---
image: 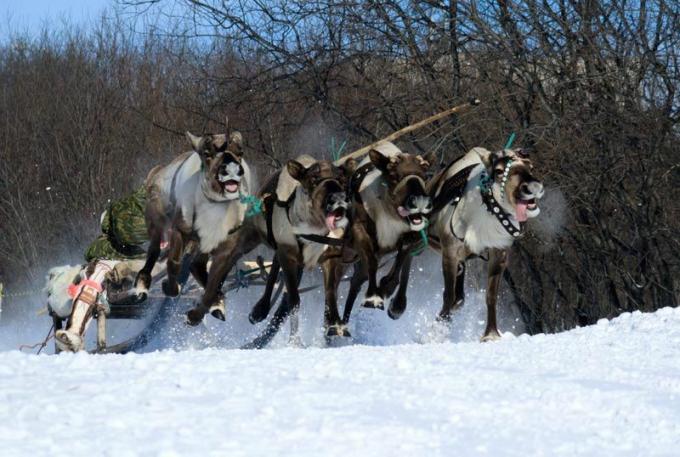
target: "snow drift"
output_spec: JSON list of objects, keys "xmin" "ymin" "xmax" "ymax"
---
[{"xmin": 0, "ymin": 306, "xmax": 679, "ymax": 456}]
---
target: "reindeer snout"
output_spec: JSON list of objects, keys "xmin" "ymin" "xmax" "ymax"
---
[
  {"xmin": 520, "ymin": 181, "xmax": 544, "ymax": 199},
  {"xmin": 407, "ymin": 195, "xmax": 432, "ymax": 214}
]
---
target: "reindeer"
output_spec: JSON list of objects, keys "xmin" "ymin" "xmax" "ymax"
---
[
  {"xmin": 332, "ymin": 142, "xmax": 436, "ymax": 332},
  {"xmin": 133, "ymin": 123, "xmax": 251, "ymax": 322},
  {"xmin": 184, "ymin": 155, "xmax": 353, "ymax": 337},
  {"xmin": 382, "ymin": 147, "xmax": 544, "ymax": 341}
]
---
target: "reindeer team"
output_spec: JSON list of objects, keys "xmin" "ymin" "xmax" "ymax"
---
[
  {"xmin": 50, "ymin": 115, "xmax": 544, "ymax": 350},
  {"xmin": 123, "ymin": 113, "xmax": 544, "ymax": 348}
]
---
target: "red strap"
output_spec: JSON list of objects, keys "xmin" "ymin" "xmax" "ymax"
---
[{"xmin": 67, "ymin": 279, "xmax": 103, "ymax": 299}]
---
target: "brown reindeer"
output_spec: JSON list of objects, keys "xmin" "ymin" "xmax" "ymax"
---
[
  {"xmin": 133, "ymin": 125, "xmax": 251, "ymax": 322},
  {"xmin": 333, "ymin": 142, "xmax": 436, "ymax": 331},
  {"xmin": 185, "ymin": 155, "xmax": 354, "ymax": 336}
]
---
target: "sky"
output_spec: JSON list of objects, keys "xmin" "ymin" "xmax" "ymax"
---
[{"xmin": 0, "ymin": 0, "xmax": 111, "ymax": 39}]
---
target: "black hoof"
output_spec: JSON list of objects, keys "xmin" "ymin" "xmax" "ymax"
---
[
  {"xmin": 162, "ymin": 280, "xmax": 180, "ymax": 297},
  {"xmin": 436, "ymin": 312, "xmax": 452, "ymax": 324},
  {"xmin": 186, "ymin": 309, "xmax": 205, "ymax": 326},
  {"xmin": 388, "ymin": 295, "xmax": 407, "ymax": 320},
  {"xmin": 248, "ymin": 302, "xmax": 270, "ymax": 325},
  {"xmin": 211, "ymin": 309, "xmax": 226, "ymax": 321},
  {"xmin": 135, "ymin": 292, "xmax": 148, "ymax": 304},
  {"xmin": 387, "ymin": 307, "xmax": 403, "ymax": 320}
]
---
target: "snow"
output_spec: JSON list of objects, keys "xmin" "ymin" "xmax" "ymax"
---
[{"xmin": 1, "ymin": 306, "xmax": 679, "ymax": 456}]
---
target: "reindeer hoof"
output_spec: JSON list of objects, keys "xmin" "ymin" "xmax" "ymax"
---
[
  {"xmin": 209, "ymin": 299, "xmax": 226, "ymax": 321},
  {"xmin": 388, "ymin": 295, "xmax": 407, "ymax": 320},
  {"xmin": 325, "ymin": 324, "xmax": 352, "ymax": 338},
  {"xmin": 248, "ymin": 302, "xmax": 270, "ymax": 325},
  {"xmin": 480, "ymin": 330, "xmax": 502, "ymax": 342},
  {"xmin": 134, "ymin": 291, "xmax": 148, "ymax": 304},
  {"xmin": 362, "ymin": 295, "xmax": 384, "ymax": 310},
  {"xmin": 436, "ymin": 312, "xmax": 452, "ymax": 324},
  {"xmin": 185, "ymin": 308, "xmax": 205, "ymax": 326},
  {"xmin": 162, "ymin": 280, "xmax": 180, "ymax": 297}
]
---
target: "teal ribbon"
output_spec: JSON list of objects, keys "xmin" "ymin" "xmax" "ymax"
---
[
  {"xmin": 410, "ymin": 224, "xmax": 430, "ymax": 257},
  {"xmin": 239, "ymin": 193, "xmax": 264, "ymax": 218},
  {"xmin": 504, "ymin": 132, "xmax": 516, "ymax": 150},
  {"xmin": 329, "ymin": 137, "xmax": 347, "ymax": 162}
]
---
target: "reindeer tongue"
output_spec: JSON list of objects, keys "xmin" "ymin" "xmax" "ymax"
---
[
  {"xmin": 225, "ymin": 182, "xmax": 238, "ymax": 193},
  {"xmin": 516, "ymin": 201, "xmax": 529, "ymax": 222},
  {"xmin": 397, "ymin": 206, "xmax": 410, "ymax": 218},
  {"xmin": 325, "ymin": 214, "xmax": 337, "ymax": 231}
]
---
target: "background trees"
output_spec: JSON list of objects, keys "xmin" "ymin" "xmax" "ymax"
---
[{"xmin": 1, "ymin": 0, "xmax": 678, "ymax": 328}]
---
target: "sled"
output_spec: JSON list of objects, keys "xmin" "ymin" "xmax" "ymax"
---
[{"xmin": 50, "ymin": 256, "xmax": 318, "ymax": 354}]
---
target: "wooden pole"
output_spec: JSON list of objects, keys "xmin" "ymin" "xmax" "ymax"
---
[{"xmin": 333, "ymin": 98, "xmax": 480, "ymax": 166}]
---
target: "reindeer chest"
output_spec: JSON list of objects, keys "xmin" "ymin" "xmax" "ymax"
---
[{"xmin": 192, "ymin": 200, "xmax": 244, "ymax": 253}]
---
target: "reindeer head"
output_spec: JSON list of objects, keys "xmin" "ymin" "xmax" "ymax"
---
[
  {"xmin": 287, "ymin": 159, "xmax": 353, "ymax": 232},
  {"xmin": 186, "ymin": 129, "xmax": 245, "ymax": 202},
  {"xmin": 369, "ymin": 148, "xmax": 436, "ymax": 231},
  {"xmin": 477, "ymin": 148, "xmax": 544, "ymax": 222}
]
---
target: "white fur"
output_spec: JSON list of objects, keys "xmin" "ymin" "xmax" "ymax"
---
[{"xmin": 364, "ymin": 295, "xmax": 384, "ymax": 307}]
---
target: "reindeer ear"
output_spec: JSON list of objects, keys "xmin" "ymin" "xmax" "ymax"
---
[
  {"xmin": 472, "ymin": 147, "xmax": 494, "ymax": 169},
  {"xmin": 186, "ymin": 131, "xmax": 206, "ymax": 152},
  {"xmin": 228, "ymin": 132, "xmax": 244, "ymax": 156},
  {"xmin": 287, "ymin": 160, "xmax": 308, "ymax": 182},
  {"xmin": 419, "ymin": 151, "xmax": 437, "ymax": 170},
  {"xmin": 369, "ymin": 148, "xmax": 392, "ymax": 173}
]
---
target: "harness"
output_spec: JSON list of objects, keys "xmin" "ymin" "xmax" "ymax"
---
[
  {"xmin": 265, "ymin": 182, "xmax": 347, "ymax": 250},
  {"xmin": 431, "ymin": 161, "xmax": 524, "ymax": 240},
  {"xmin": 348, "ymin": 162, "xmax": 375, "ymax": 204},
  {"xmin": 478, "ymin": 169, "xmax": 524, "ymax": 238},
  {"xmin": 480, "ymin": 186, "xmax": 523, "ymax": 238}
]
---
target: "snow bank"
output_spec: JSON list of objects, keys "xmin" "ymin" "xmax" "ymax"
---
[{"xmin": 1, "ymin": 306, "xmax": 679, "ymax": 456}]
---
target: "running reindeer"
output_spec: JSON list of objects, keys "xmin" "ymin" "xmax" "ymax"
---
[
  {"xmin": 330, "ymin": 142, "xmax": 436, "ymax": 331},
  {"xmin": 134, "ymin": 121, "xmax": 252, "ymax": 321},
  {"xmin": 382, "ymin": 147, "xmax": 544, "ymax": 341},
  {"xmin": 184, "ymin": 155, "xmax": 354, "ymax": 337}
]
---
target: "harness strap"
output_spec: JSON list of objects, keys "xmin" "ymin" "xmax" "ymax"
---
[
  {"xmin": 264, "ymin": 193, "xmax": 278, "ymax": 248},
  {"xmin": 349, "ymin": 162, "xmax": 375, "ymax": 204},
  {"xmin": 480, "ymin": 187, "xmax": 524, "ymax": 238},
  {"xmin": 430, "ymin": 164, "xmax": 478, "ymax": 214},
  {"xmin": 168, "ymin": 153, "xmax": 194, "ymax": 216},
  {"xmin": 297, "ymin": 233, "xmax": 345, "ymax": 247}
]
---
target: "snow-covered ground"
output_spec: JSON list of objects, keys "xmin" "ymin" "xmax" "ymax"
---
[{"xmin": 1, "ymin": 305, "xmax": 679, "ymax": 456}]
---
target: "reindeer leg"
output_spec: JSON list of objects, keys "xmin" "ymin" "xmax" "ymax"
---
[
  {"xmin": 353, "ymin": 224, "xmax": 383, "ymax": 309},
  {"xmin": 387, "ymin": 253, "xmax": 412, "ymax": 320},
  {"xmin": 437, "ymin": 241, "xmax": 466, "ymax": 322},
  {"xmin": 186, "ymin": 229, "xmax": 258, "ymax": 326},
  {"xmin": 133, "ymin": 224, "xmax": 163, "ymax": 303},
  {"xmin": 378, "ymin": 243, "xmax": 408, "ymax": 299},
  {"xmin": 323, "ymin": 256, "xmax": 350, "ymax": 338},
  {"xmin": 342, "ymin": 261, "xmax": 367, "ymax": 324},
  {"xmin": 249, "ymin": 256, "xmax": 281, "ymax": 324},
  {"xmin": 277, "ymin": 246, "xmax": 303, "ymax": 347},
  {"xmin": 189, "ymin": 252, "xmax": 209, "ymax": 288},
  {"xmin": 161, "ymin": 229, "xmax": 184, "ymax": 297},
  {"xmin": 482, "ymin": 248, "xmax": 508, "ymax": 342}
]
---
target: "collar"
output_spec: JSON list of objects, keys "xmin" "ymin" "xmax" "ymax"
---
[{"xmin": 479, "ymin": 170, "xmax": 524, "ymax": 238}]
